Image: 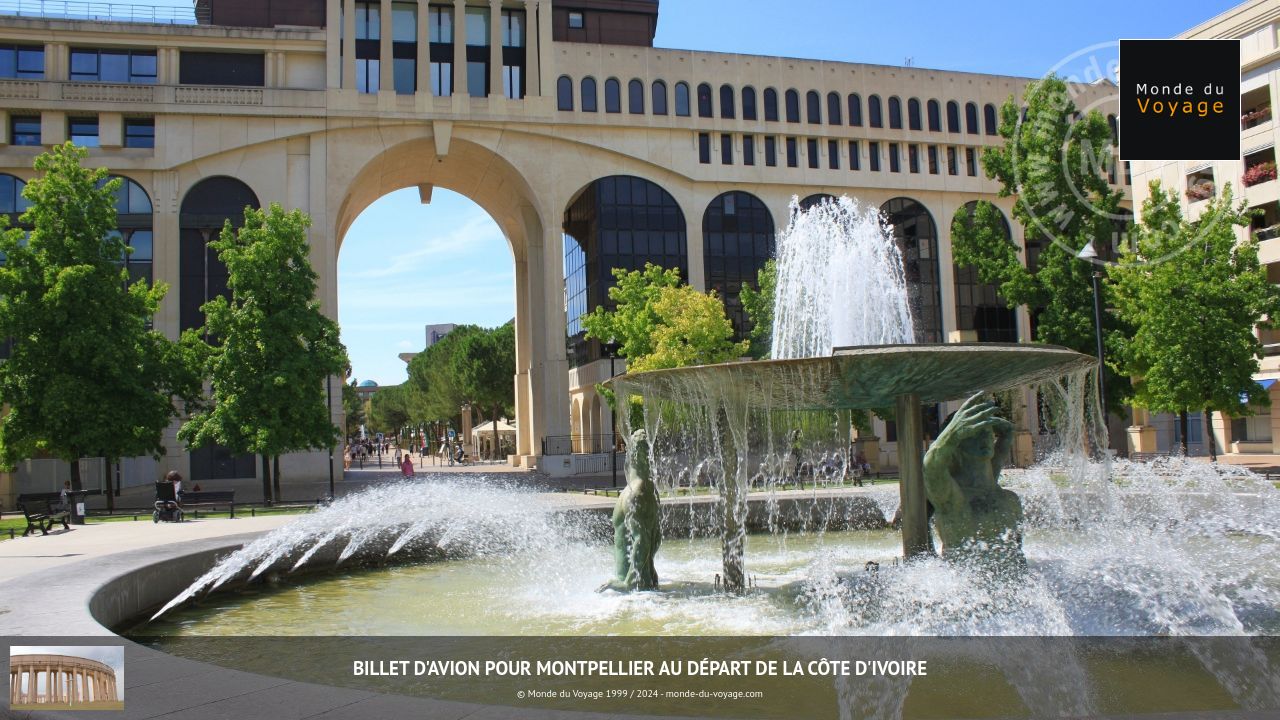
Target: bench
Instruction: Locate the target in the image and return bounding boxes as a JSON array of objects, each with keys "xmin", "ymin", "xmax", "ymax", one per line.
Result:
[
  {"xmin": 18, "ymin": 495, "xmax": 70, "ymax": 537},
  {"xmin": 1130, "ymin": 452, "xmax": 1171, "ymax": 463},
  {"xmin": 180, "ymin": 490, "xmax": 237, "ymax": 519}
]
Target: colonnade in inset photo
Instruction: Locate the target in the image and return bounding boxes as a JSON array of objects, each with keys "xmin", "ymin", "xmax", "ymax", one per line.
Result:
[{"xmin": 9, "ymin": 654, "xmax": 118, "ymax": 705}]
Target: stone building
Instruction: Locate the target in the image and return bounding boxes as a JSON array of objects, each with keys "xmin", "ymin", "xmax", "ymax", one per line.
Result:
[{"xmin": 0, "ymin": 0, "xmax": 1124, "ymax": 502}]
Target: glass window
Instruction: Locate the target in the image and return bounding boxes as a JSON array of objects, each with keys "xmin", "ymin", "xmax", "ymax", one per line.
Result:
[
  {"xmin": 581, "ymin": 77, "xmax": 597, "ymax": 112},
  {"xmin": 984, "ymin": 104, "xmax": 998, "ymax": 135},
  {"xmin": 99, "ymin": 52, "xmax": 128, "ymax": 82},
  {"xmin": 628, "ymin": 79, "xmax": 644, "ymax": 114},
  {"xmin": 674, "ymin": 81, "xmax": 689, "ymax": 116},
  {"xmin": 908, "ymin": 98, "xmax": 922, "ymax": 130},
  {"xmin": 927, "ymin": 99, "xmax": 941, "ymax": 131},
  {"xmin": 720, "ymin": 84, "xmax": 735, "ymax": 119},
  {"xmin": 765, "ymin": 136, "xmax": 777, "ymax": 166},
  {"xmin": 392, "ymin": 2, "xmax": 416, "ymax": 42},
  {"xmin": 848, "ymin": 93, "xmax": 862, "ymax": 126},
  {"xmin": 651, "ymin": 81, "xmax": 667, "ymax": 115},
  {"xmin": 124, "ymin": 117, "xmax": 154, "ymax": 148},
  {"xmin": 355, "ymin": 1, "xmax": 380, "ymax": 40},
  {"xmin": 0, "ymin": 45, "xmax": 44, "ymax": 79},
  {"xmin": 69, "ymin": 117, "xmax": 99, "ymax": 148},
  {"xmin": 848, "ymin": 140, "xmax": 860, "ymax": 170},
  {"xmin": 394, "ymin": 58, "xmax": 415, "ymax": 94},
  {"xmin": 868, "ymin": 141, "xmax": 880, "ymax": 171},
  {"xmin": 946, "ymin": 101, "xmax": 960, "ymax": 132},
  {"xmin": 557, "ymin": 76, "xmax": 574, "ymax": 110},
  {"xmin": 721, "ymin": 134, "xmax": 733, "ymax": 165},
  {"xmin": 827, "ymin": 92, "xmax": 842, "ymax": 125},
  {"xmin": 698, "ymin": 133, "xmax": 710, "ymax": 164},
  {"xmin": 356, "ymin": 58, "xmax": 379, "ymax": 93},
  {"xmin": 881, "ymin": 197, "xmax": 942, "ymax": 343},
  {"xmin": 501, "ymin": 9, "xmax": 524, "ymax": 47},
  {"xmin": 807, "ymin": 138, "xmax": 819, "ymax": 168},
  {"xmin": 742, "ymin": 87, "xmax": 757, "ymax": 121},
  {"xmin": 785, "ymin": 89, "xmax": 800, "ymax": 123},
  {"xmin": 568, "ymin": 11, "xmax": 584, "ymax": 29},
  {"xmin": 927, "ymin": 145, "xmax": 938, "ymax": 174},
  {"xmin": 786, "ymin": 137, "xmax": 797, "ymax": 167},
  {"xmin": 70, "ymin": 48, "xmax": 156, "ymax": 84},
  {"xmin": 429, "ymin": 7, "xmax": 453, "ymax": 43},
  {"xmin": 908, "ymin": 144, "xmax": 919, "ymax": 173},
  {"xmin": 953, "ymin": 202, "xmax": 1016, "ymax": 342},
  {"xmin": 868, "ymin": 95, "xmax": 882, "ymax": 128},
  {"xmin": 947, "ymin": 146, "xmax": 958, "ymax": 175},
  {"xmin": 702, "ymin": 191, "xmax": 775, "ymax": 341},
  {"xmin": 465, "ymin": 7, "xmax": 489, "ymax": 45},
  {"xmin": 743, "ymin": 136, "xmax": 755, "ymax": 166},
  {"xmin": 966, "ymin": 147, "xmax": 977, "ymax": 176},
  {"xmin": 828, "ymin": 139, "xmax": 839, "ymax": 170},
  {"xmin": 605, "ymin": 78, "xmax": 621, "ymax": 113},
  {"xmin": 110, "ymin": 176, "xmax": 152, "ymax": 215},
  {"xmin": 430, "ymin": 61, "xmax": 452, "ymax": 95},
  {"xmin": 888, "ymin": 96, "xmax": 902, "ymax": 129},
  {"xmin": 697, "ymin": 83, "xmax": 713, "ymax": 118},
  {"xmin": 10, "ymin": 116, "xmax": 39, "ymax": 146},
  {"xmin": 889, "ymin": 143, "xmax": 900, "ymax": 172},
  {"xmin": 806, "ymin": 91, "xmax": 820, "ymax": 124},
  {"xmin": 764, "ymin": 88, "xmax": 778, "ymax": 122},
  {"xmin": 0, "ymin": 174, "xmax": 29, "ymax": 215},
  {"xmin": 466, "ymin": 61, "xmax": 485, "ymax": 96},
  {"xmin": 965, "ymin": 102, "xmax": 979, "ymax": 134}
]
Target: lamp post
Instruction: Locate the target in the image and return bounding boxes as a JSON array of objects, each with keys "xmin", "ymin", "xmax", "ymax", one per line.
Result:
[
  {"xmin": 605, "ymin": 339, "xmax": 622, "ymax": 487},
  {"xmin": 1076, "ymin": 241, "xmax": 1107, "ymax": 413}
]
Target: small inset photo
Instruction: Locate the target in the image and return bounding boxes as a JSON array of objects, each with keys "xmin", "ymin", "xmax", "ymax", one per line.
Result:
[{"xmin": 9, "ymin": 646, "xmax": 123, "ymax": 711}]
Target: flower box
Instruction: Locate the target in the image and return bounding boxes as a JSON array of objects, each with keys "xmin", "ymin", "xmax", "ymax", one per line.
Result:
[{"xmin": 1243, "ymin": 162, "xmax": 1277, "ymax": 187}]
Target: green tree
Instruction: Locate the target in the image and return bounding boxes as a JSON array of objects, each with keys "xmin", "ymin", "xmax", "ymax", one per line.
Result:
[
  {"xmin": 368, "ymin": 383, "xmax": 411, "ymax": 436},
  {"xmin": 740, "ymin": 259, "xmax": 776, "ymax": 359},
  {"xmin": 343, "ymin": 381, "xmax": 365, "ymax": 438},
  {"xmin": 0, "ymin": 144, "xmax": 200, "ymax": 502},
  {"xmin": 180, "ymin": 204, "xmax": 348, "ymax": 503},
  {"xmin": 450, "ymin": 322, "xmax": 516, "ymax": 460},
  {"xmin": 406, "ymin": 324, "xmax": 484, "ymax": 423},
  {"xmin": 951, "ymin": 74, "xmax": 1131, "ymax": 413},
  {"xmin": 1110, "ymin": 182, "xmax": 1280, "ymax": 459}
]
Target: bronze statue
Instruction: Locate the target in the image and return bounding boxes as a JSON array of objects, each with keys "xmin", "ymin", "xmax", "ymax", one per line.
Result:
[
  {"xmin": 922, "ymin": 393, "xmax": 1025, "ymax": 566},
  {"xmin": 601, "ymin": 428, "xmax": 662, "ymax": 591}
]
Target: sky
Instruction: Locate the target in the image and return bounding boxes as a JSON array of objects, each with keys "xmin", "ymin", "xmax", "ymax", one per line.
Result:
[{"xmin": 141, "ymin": 0, "xmax": 1245, "ymax": 384}]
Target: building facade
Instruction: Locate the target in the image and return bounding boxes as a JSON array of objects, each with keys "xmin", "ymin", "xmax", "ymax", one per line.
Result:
[
  {"xmin": 1128, "ymin": 0, "xmax": 1280, "ymax": 457},
  {"xmin": 0, "ymin": 0, "xmax": 1124, "ymax": 501}
]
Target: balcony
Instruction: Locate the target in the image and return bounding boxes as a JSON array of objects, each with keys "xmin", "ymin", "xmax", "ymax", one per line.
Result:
[
  {"xmin": 0, "ymin": 79, "xmax": 325, "ymax": 111},
  {"xmin": 1242, "ymin": 105, "xmax": 1272, "ymax": 130},
  {"xmin": 0, "ymin": 0, "xmax": 206, "ymax": 25}
]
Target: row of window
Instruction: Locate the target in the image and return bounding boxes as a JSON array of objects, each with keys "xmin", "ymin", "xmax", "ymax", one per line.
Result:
[
  {"xmin": 556, "ymin": 76, "xmax": 1002, "ymax": 134},
  {"xmin": 8, "ymin": 115, "xmax": 155, "ymax": 149},
  {"xmin": 694, "ymin": 133, "xmax": 984, "ymax": 177}
]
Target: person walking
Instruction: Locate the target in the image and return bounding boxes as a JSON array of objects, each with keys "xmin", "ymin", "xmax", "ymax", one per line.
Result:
[
  {"xmin": 342, "ymin": 445, "xmax": 352, "ymax": 471},
  {"xmin": 400, "ymin": 453, "xmax": 414, "ymax": 478}
]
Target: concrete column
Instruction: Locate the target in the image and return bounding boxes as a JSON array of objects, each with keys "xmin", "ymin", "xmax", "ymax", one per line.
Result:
[
  {"xmin": 326, "ymin": 0, "xmax": 341, "ymax": 88},
  {"xmin": 45, "ymin": 665, "xmax": 50, "ymax": 702},
  {"xmin": 379, "ymin": 0, "xmax": 393, "ymax": 93},
  {"xmin": 452, "ymin": 0, "xmax": 468, "ymax": 97},
  {"xmin": 936, "ymin": 202, "xmax": 958, "ymax": 339},
  {"xmin": 513, "ymin": 257, "xmax": 533, "ymax": 459},
  {"xmin": 686, "ymin": 203, "xmax": 706, "ymax": 292},
  {"xmin": 488, "ymin": 0, "xmax": 502, "ymax": 98},
  {"xmin": 523, "ymin": 0, "xmax": 538, "ymax": 97},
  {"xmin": 415, "ymin": 0, "xmax": 430, "ymax": 95},
  {"xmin": 536, "ymin": 0, "xmax": 551, "ymax": 99},
  {"xmin": 342, "ymin": 0, "xmax": 356, "ymax": 89},
  {"xmin": 896, "ymin": 392, "xmax": 932, "ymax": 559}
]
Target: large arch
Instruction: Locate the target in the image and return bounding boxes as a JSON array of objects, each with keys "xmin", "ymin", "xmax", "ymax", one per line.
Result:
[
  {"xmin": 330, "ymin": 131, "xmax": 558, "ymax": 464},
  {"xmin": 702, "ymin": 191, "xmax": 775, "ymax": 340},
  {"xmin": 952, "ymin": 201, "xmax": 1017, "ymax": 342},
  {"xmin": 881, "ymin": 197, "xmax": 942, "ymax": 343}
]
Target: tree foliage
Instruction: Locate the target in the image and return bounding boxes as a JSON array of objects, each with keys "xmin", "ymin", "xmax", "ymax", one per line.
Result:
[
  {"xmin": 343, "ymin": 380, "xmax": 365, "ymax": 437},
  {"xmin": 950, "ymin": 74, "xmax": 1131, "ymax": 412},
  {"xmin": 0, "ymin": 144, "xmax": 200, "ymax": 492},
  {"xmin": 368, "ymin": 383, "xmax": 412, "ymax": 435},
  {"xmin": 179, "ymin": 203, "xmax": 348, "ymax": 500},
  {"xmin": 405, "ymin": 322, "xmax": 515, "ymax": 436},
  {"xmin": 740, "ymin": 259, "xmax": 776, "ymax": 359},
  {"xmin": 1110, "ymin": 182, "xmax": 1280, "ymax": 457}
]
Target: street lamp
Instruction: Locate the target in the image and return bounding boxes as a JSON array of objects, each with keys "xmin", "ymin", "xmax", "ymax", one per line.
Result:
[
  {"xmin": 1076, "ymin": 241, "xmax": 1107, "ymax": 414},
  {"xmin": 604, "ymin": 338, "xmax": 622, "ymax": 488}
]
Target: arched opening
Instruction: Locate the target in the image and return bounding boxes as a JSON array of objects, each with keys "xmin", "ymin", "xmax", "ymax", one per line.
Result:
[
  {"xmin": 702, "ymin": 191, "xmax": 775, "ymax": 341},
  {"xmin": 627, "ymin": 78, "xmax": 644, "ymax": 114},
  {"xmin": 826, "ymin": 92, "xmax": 842, "ymax": 125},
  {"xmin": 881, "ymin": 197, "xmax": 942, "ymax": 343},
  {"xmin": 946, "ymin": 100, "xmax": 960, "ymax": 132},
  {"xmin": 764, "ymin": 87, "xmax": 779, "ymax": 122},
  {"xmin": 580, "ymin": 76, "xmax": 597, "ymax": 112},
  {"xmin": 742, "ymin": 86, "xmax": 757, "ymax": 121},
  {"xmin": 604, "ymin": 77, "xmax": 621, "ymax": 113},
  {"xmin": 697, "ymin": 82, "xmax": 713, "ymax": 118},
  {"xmin": 965, "ymin": 102, "xmax": 979, "ymax": 134},
  {"xmin": 180, "ymin": 175, "xmax": 261, "ymax": 481},
  {"xmin": 785, "ymin": 89, "xmax": 800, "ymax": 123},
  {"xmin": 868, "ymin": 94, "xmax": 883, "ymax": 128},
  {"xmin": 563, "ymin": 175, "xmax": 687, "ymax": 369},
  {"xmin": 952, "ymin": 201, "xmax": 1017, "ymax": 342},
  {"xmin": 719, "ymin": 84, "xmax": 735, "ymax": 119},
  {"xmin": 556, "ymin": 75, "xmax": 573, "ymax": 110},
  {"xmin": 674, "ymin": 81, "xmax": 690, "ymax": 116},
  {"xmin": 907, "ymin": 98, "xmax": 922, "ymax": 131},
  {"xmin": 806, "ymin": 90, "xmax": 821, "ymax": 124},
  {"xmin": 888, "ymin": 96, "xmax": 902, "ymax": 129},
  {"xmin": 651, "ymin": 80, "xmax": 667, "ymax": 115},
  {"xmin": 927, "ymin": 99, "xmax": 941, "ymax": 131},
  {"xmin": 985, "ymin": 103, "xmax": 999, "ymax": 136},
  {"xmin": 848, "ymin": 93, "xmax": 862, "ymax": 126},
  {"xmin": 799, "ymin": 193, "xmax": 836, "ymax": 211}
]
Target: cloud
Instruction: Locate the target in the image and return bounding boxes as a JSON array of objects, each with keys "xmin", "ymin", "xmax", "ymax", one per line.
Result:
[{"xmin": 344, "ymin": 211, "xmax": 511, "ymax": 280}]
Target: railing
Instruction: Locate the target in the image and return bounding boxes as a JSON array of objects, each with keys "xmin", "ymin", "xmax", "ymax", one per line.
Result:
[
  {"xmin": 1254, "ymin": 223, "xmax": 1280, "ymax": 242},
  {"xmin": 61, "ymin": 81, "xmax": 154, "ymax": 102},
  {"xmin": 175, "ymin": 85, "xmax": 264, "ymax": 106},
  {"xmin": 1242, "ymin": 106, "xmax": 1272, "ymax": 130},
  {"xmin": 542, "ymin": 433, "xmax": 621, "ymax": 456},
  {"xmin": 0, "ymin": 0, "xmax": 206, "ymax": 24},
  {"xmin": 0, "ymin": 78, "xmax": 39, "ymax": 99}
]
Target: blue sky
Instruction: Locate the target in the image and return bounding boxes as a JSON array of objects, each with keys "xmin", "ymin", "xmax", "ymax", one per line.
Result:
[{"xmin": 144, "ymin": 0, "xmax": 1243, "ymax": 384}]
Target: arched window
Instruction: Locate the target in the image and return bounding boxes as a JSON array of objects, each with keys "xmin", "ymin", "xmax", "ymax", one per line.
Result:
[
  {"xmin": 799, "ymin": 193, "xmax": 837, "ymax": 211},
  {"xmin": 604, "ymin": 78, "xmax": 621, "ymax": 113},
  {"xmin": 952, "ymin": 201, "xmax": 1016, "ymax": 342},
  {"xmin": 697, "ymin": 82, "xmax": 713, "ymax": 118},
  {"xmin": 0, "ymin": 173, "xmax": 30, "ymax": 222},
  {"xmin": 868, "ymin": 94, "xmax": 883, "ymax": 128},
  {"xmin": 965, "ymin": 102, "xmax": 979, "ymax": 134},
  {"xmin": 556, "ymin": 75, "xmax": 573, "ymax": 111},
  {"xmin": 848, "ymin": 93, "xmax": 862, "ymax": 126},
  {"xmin": 888, "ymin": 96, "xmax": 902, "ymax": 129},
  {"xmin": 106, "ymin": 175, "xmax": 153, "ymax": 286},
  {"xmin": 581, "ymin": 77, "xmax": 597, "ymax": 112},
  {"xmin": 181, "ymin": 175, "xmax": 261, "ymax": 481},
  {"xmin": 563, "ymin": 175, "xmax": 688, "ymax": 367},
  {"xmin": 742, "ymin": 86, "xmax": 757, "ymax": 121},
  {"xmin": 881, "ymin": 197, "xmax": 941, "ymax": 343},
  {"xmin": 627, "ymin": 78, "xmax": 644, "ymax": 114},
  {"xmin": 651, "ymin": 80, "xmax": 667, "ymax": 115},
  {"xmin": 946, "ymin": 100, "xmax": 960, "ymax": 132},
  {"xmin": 719, "ymin": 84, "xmax": 735, "ymax": 119},
  {"xmin": 674, "ymin": 81, "xmax": 690, "ymax": 116},
  {"xmin": 1107, "ymin": 113, "xmax": 1118, "ymax": 146},
  {"xmin": 703, "ymin": 191, "xmax": 775, "ymax": 341},
  {"xmin": 827, "ymin": 92, "xmax": 842, "ymax": 125},
  {"xmin": 785, "ymin": 89, "xmax": 800, "ymax": 123},
  {"xmin": 927, "ymin": 99, "xmax": 941, "ymax": 131},
  {"xmin": 984, "ymin": 103, "xmax": 999, "ymax": 136},
  {"xmin": 764, "ymin": 88, "xmax": 779, "ymax": 122},
  {"xmin": 806, "ymin": 90, "xmax": 821, "ymax": 124},
  {"xmin": 907, "ymin": 98, "xmax": 922, "ymax": 131}
]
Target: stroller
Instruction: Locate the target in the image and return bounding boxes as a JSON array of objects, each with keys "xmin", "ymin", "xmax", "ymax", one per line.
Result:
[{"xmin": 153, "ymin": 482, "xmax": 184, "ymax": 523}]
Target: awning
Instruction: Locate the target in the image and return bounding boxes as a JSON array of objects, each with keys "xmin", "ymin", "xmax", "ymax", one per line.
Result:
[{"xmin": 1259, "ymin": 379, "xmax": 1277, "ymax": 390}]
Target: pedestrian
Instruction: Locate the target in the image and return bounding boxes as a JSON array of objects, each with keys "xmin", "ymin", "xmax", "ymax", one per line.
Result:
[
  {"xmin": 393, "ymin": 445, "xmax": 402, "ymax": 464},
  {"xmin": 343, "ymin": 446, "xmax": 352, "ymax": 470},
  {"xmin": 400, "ymin": 453, "xmax": 414, "ymax": 478}
]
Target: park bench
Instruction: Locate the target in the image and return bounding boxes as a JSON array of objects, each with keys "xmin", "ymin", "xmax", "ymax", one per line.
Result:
[
  {"xmin": 1130, "ymin": 452, "xmax": 1171, "ymax": 463},
  {"xmin": 17, "ymin": 494, "xmax": 70, "ymax": 536},
  {"xmin": 180, "ymin": 490, "xmax": 237, "ymax": 518}
]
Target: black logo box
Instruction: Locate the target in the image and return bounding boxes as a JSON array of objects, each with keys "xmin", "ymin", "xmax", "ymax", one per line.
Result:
[{"xmin": 1120, "ymin": 39, "xmax": 1241, "ymax": 161}]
